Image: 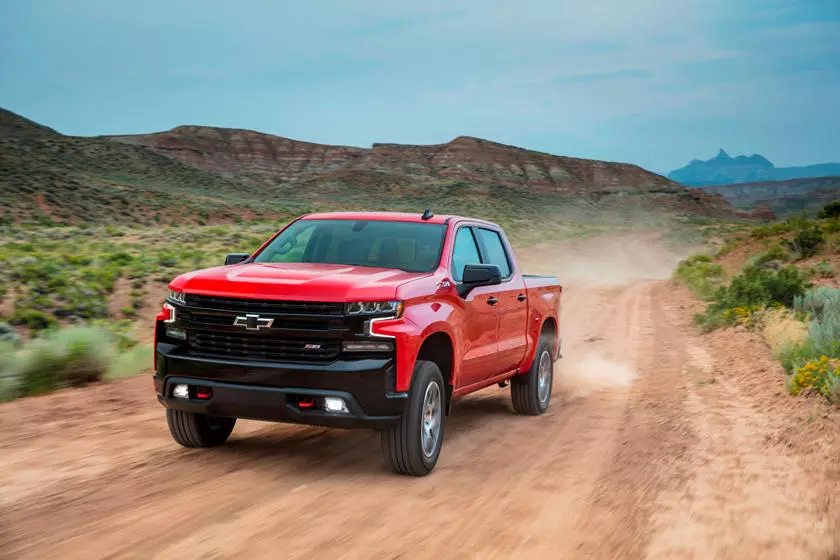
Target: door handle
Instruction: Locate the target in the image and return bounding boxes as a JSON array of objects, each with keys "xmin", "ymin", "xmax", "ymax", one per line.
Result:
[
  {"xmin": 517, "ymin": 294, "xmax": 527, "ymax": 302},
  {"xmin": 487, "ymin": 297, "xmax": 498, "ymax": 306}
]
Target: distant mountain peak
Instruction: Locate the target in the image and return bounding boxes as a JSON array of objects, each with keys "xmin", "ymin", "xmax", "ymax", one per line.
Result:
[{"xmin": 669, "ymin": 150, "xmax": 840, "ymax": 187}]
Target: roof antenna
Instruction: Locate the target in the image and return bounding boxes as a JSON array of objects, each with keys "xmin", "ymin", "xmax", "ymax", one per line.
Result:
[{"xmin": 421, "ymin": 208, "xmax": 434, "ymax": 220}]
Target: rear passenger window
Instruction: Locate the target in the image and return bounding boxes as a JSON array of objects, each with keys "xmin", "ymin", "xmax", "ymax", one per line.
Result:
[
  {"xmin": 451, "ymin": 228, "xmax": 481, "ymax": 281},
  {"xmin": 476, "ymin": 228, "xmax": 511, "ymax": 278}
]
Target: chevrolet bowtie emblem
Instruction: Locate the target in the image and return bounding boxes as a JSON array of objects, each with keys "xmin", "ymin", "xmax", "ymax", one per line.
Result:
[{"xmin": 233, "ymin": 314, "xmax": 274, "ymax": 331}]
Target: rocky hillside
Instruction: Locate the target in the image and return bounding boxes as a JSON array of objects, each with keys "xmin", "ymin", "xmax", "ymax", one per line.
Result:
[
  {"xmin": 0, "ymin": 108, "xmax": 272, "ymax": 225},
  {"xmin": 699, "ymin": 176, "xmax": 840, "ymax": 216},
  {"xmin": 1, "ymin": 107, "xmax": 744, "ymax": 226},
  {"xmin": 669, "ymin": 149, "xmax": 840, "ymax": 186},
  {"xmin": 106, "ymin": 126, "xmax": 681, "ymax": 195}
]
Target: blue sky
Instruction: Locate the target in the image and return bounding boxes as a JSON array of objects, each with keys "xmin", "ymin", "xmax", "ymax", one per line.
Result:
[{"xmin": 1, "ymin": 0, "xmax": 838, "ymax": 173}]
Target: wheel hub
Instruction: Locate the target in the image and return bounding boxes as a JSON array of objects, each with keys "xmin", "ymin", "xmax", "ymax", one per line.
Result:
[
  {"xmin": 537, "ymin": 350, "xmax": 552, "ymax": 404},
  {"xmin": 421, "ymin": 381, "xmax": 442, "ymax": 458}
]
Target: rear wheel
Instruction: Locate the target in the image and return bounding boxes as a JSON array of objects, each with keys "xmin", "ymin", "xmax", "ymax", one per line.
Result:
[
  {"xmin": 166, "ymin": 409, "xmax": 236, "ymax": 448},
  {"xmin": 381, "ymin": 360, "xmax": 445, "ymax": 476},
  {"xmin": 511, "ymin": 338, "xmax": 554, "ymax": 415}
]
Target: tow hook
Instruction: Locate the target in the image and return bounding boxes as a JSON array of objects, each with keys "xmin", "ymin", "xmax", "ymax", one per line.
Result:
[{"xmin": 498, "ymin": 381, "xmax": 509, "ymax": 388}]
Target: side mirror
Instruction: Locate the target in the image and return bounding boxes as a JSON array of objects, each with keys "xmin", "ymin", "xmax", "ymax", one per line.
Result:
[
  {"xmin": 225, "ymin": 253, "xmax": 250, "ymax": 265},
  {"xmin": 458, "ymin": 264, "xmax": 502, "ymax": 297}
]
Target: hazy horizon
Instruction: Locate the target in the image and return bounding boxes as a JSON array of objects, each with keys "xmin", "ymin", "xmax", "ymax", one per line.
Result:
[{"xmin": 2, "ymin": 0, "xmax": 839, "ymax": 174}]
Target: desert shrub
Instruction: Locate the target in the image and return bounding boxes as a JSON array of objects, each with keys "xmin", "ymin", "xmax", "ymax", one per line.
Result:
[
  {"xmin": 749, "ymin": 244, "xmax": 789, "ymax": 268},
  {"xmin": 722, "ymin": 305, "xmax": 763, "ymax": 329},
  {"xmin": 807, "ymin": 309, "xmax": 840, "ymax": 359},
  {"xmin": 793, "ymin": 287, "xmax": 840, "ymax": 321},
  {"xmin": 107, "ymin": 344, "xmax": 153, "ymax": 380},
  {"xmin": 818, "ymin": 200, "xmax": 840, "ymax": 220},
  {"xmin": 14, "ymin": 338, "xmax": 63, "ymax": 395},
  {"xmin": 715, "ymin": 265, "xmax": 809, "ymax": 310},
  {"xmin": 14, "ymin": 326, "xmax": 117, "ymax": 395},
  {"xmin": 782, "ymin": 227, "xmax": 825, "ymax": 259},
  {"xmin": 675, "ymin": 254, "xmax": 725, "ymax": 301},
  {"xmin": 0, "ymin": 339, "xmax": 16, "ymax": 374},
  {"xmin": 696, "ymin": 265, "xmax": 809, "ymax": 332},
  {"xmin": 0, "ymin": 341, "xmax": 19, "ymax": 401},
  {"xmin": 758, "ymin": 307, "xmax": 810, "ymax": 362},
  {"xmin": 788, "ymin": 357, "xmax": 840, "ymax": 401},
  {"xmin": 823, "ymin": 219, "xmax": 840, "ymax": 235},
  {"xmin": 808, "ymin": 259, "xmax": 836, "ymax": 278},
  {"xmin": 715, "ymin": 240, "xmax": 742, "ymax": 258},
  {"xmin": 0, "ymin": 322, "xmax": 21, "ymax": 346},
  {"xmin": 91, "ymin": 318, "xmax": 138, "ymax": 352},
  {"xmin": 50, "ymin": 327, "xmax": 116, "ymax": 386},
  {"xmin": 751, "ymin": 222, "xmax": 793, "ymax": 239},
  {"xmin": 156, "ymin": 252, "xmax": 179, "ymax": 267},
  {"xmin": 10, "ymin": 308, "xmax": 58, "ymax": 331}
]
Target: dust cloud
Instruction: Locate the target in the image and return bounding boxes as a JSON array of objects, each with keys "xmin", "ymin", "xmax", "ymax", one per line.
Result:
[
  {"xmin": 518, "ymin": 232, "xmax": 685, "ymax": 288},
  {"xmin": 556, "ymin": 353, "xmax": 636, "ymax": 401},
  {"xmin": 518, "ymin": 232, "xmax": 681, "ymax": 401}
]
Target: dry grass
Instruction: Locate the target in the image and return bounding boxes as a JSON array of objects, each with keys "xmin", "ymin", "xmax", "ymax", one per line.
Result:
[{"xmin": 757, "ymin": 307, "xmax": 809, "ymax": 357}]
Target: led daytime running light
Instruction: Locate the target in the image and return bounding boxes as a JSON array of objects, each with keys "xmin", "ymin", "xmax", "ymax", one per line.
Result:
[{"xmin": 344, "ymin": 301, "xmax": 403, "ymax": 317}]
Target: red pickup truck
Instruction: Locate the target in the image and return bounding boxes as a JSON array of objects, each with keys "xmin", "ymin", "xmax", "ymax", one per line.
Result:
[{"xmin": 154, "ymin": 211, "xmax": 561, "ymax": 475}]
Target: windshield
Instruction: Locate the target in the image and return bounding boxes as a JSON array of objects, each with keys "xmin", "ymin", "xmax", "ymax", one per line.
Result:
[{"xmin": 252, "ymin": 219, "xmax": 447, "ymax": 273}]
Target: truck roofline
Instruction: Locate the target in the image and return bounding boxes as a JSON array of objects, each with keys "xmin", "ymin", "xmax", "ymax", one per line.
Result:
[{"xmin": 300, "ymin": 211, "xmax": 500, "ymax": 229}]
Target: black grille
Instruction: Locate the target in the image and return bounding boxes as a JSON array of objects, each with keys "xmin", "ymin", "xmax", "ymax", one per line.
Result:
[
  {"xmin": 187, "ymin": 332, "xmax": 339, "ymax": 362},
  {"xmin": 184, "ymin": 294, "xmax": 344, "ymax": 315},
  {"xmin": 179, "ymin": 310, "xmax": 333, "ymax": 332}
]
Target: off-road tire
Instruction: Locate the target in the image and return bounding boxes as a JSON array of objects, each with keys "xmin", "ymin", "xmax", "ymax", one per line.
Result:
[
  {"xmin": 166, "ymin": 409, "xmax": 236, "ymax": 448},
  {"xmin": 511, "ymin": 338, "xmax": 554, "ymax": 415},
  {"xmin": 381, "ymin": 360, "xmax": 446, "ymax": 476}
]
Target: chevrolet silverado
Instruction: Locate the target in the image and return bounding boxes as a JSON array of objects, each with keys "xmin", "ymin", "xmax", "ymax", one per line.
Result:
[{"xmin": 154, "ymin": 211, "xmax": 561, "ymax": 475}]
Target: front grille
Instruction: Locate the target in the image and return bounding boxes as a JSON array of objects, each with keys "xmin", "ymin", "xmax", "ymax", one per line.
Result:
[
  {"xmin": 179, "ymin": 310, "xmax": 333, "ymax": 332},
  {"xmin": 184, "ymin": 294, "xmax": 343, "ymax": 315},
  {"xmin": 187, "ymin": 332, "xmax": 339, "ymax": 363}
]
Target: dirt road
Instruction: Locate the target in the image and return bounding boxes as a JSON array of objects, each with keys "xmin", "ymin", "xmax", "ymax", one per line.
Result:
[{"xmin": 1, "ymin": 234, "xmax": 838, "ymax": 559}]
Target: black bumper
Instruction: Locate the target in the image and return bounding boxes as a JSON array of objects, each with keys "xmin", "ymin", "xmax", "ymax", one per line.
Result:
[{"xmin": 155, "ymin": 345, "xmax": 407, "ymax": 429}]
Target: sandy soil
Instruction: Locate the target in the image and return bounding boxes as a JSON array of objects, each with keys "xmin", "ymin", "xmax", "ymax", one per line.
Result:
[{"xmin": 1, "ymin": 233, "xmax": 838, "ymax": 559}]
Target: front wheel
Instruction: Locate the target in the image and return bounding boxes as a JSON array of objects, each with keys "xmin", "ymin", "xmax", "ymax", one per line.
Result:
[
  {"xmin": 511, "ymin": 338, "xmax": 554, "ymax": 415},
  {"xmin": 166, "ymin": 409, "xmax": 236, "ymax": 448},
  {"xmin": 381, "ymin": 360, "xmax": 445, "ymax": 476}
]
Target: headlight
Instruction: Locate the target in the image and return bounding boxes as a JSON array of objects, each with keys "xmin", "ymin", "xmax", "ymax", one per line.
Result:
[
  {"xmin": 344, "ymin": 301, "xmax": 404, "ymax": 317},
  {"xmin": 167, "ymin": 290, "xmax": 187, "ymax": 304}
]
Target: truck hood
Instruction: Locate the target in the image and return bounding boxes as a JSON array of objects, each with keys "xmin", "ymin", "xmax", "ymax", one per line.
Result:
[{"xmin": 170, "ymin": 262, "xmax": 427, "ymax": 301}]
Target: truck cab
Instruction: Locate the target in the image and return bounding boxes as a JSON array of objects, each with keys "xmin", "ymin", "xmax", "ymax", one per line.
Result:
[{"xmin": 154, "ymin": 211, "xmax": 561, "ymax": 475}]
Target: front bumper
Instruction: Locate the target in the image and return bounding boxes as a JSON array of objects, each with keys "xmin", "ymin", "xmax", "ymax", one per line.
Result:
[{"xmin": 155, "ymin": 344, "xmax": 407, "ymax": 429}]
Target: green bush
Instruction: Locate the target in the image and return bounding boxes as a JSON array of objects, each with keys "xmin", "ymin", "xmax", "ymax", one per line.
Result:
[
  {"xmin": 807, "ymin": 309, "xmax": 840, "ymax": 359},
  {"xmin": 809, "ymin": 259, "xmax": 836, "ymax": 279},
  {"xmin": 782, "ymin": 227, "xmax": 825, "ymax": 259},
  {"xmin": 51, "ymin": 327, "xmax": 117, "ymax": 386},
  {"xmin": 107, "ymin": 344, "xmax": 153, "ymax": 380},
  {"xmin": 696, "ymin": 265, "xmax": 810, "ymax": 331},
  {"xmin": 675, "ymin": 254, "xmax": 725, "ymax": 301},
  {"xmin": 10, "ymin": 309, "xmax": 59, "ymax": 331},
  {"xmin": 751, "ymin": 222, "xmax": 793, "ymax": 239},
  {"xmin": 818, "ymin": 200, "xmax": 840, "ymax": 220},
  {"xmin": 715, "ymin": 265, "xmax": 809, "ymax": 310},
  {"xmin": 0, "ymin": 322, "xmax": 21, "ymax": 346},
  {"xmin": 13, "ymin": 326, "xmax": 117, "ymax": 395},
  {"xmin": 91, "ymin": 318, "xmax": 138, "ymax": 352},
  {"xmin": 793, "ymin": 287, "xmax": 840, "ymax": 321},
  {"xmin": 749, "ymin": 244, "xmax": 789, "ymax": 268},
  {"xmin": 14, "ymin": 338, "xmax": 64, "ymax": 396}
]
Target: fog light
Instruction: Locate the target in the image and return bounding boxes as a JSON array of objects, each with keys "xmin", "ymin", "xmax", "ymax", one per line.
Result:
[
  {"xmin": 342, "ymin": 340, "xmax": 394, "ymax": 352},
  {"xmin": 172, "ymin": 384, "xmax": 189, "ymax": 399},
  {"xmin": 324, "ymin": 397, "xmax": 349, "ymax": 413},
  {"xmin": 166, "ymin": 327, "xmax": 186, "ymax": 340}
]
